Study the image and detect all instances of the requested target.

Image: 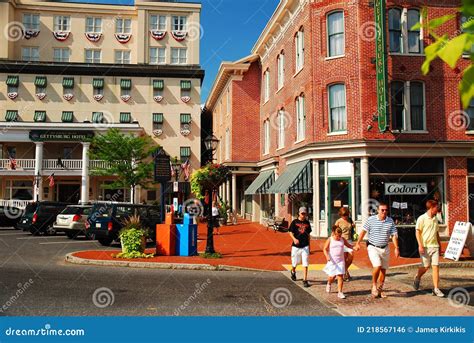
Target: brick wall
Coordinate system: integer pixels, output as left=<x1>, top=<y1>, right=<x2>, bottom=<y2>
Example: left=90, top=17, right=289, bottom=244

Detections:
left=445, top=157, right=468, bottom=232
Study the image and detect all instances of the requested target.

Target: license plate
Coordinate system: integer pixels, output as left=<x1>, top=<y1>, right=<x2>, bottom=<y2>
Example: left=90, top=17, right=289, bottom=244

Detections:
left=96, top=223, right=101, bottom=228
left=23, top=220, right=27, bottom=223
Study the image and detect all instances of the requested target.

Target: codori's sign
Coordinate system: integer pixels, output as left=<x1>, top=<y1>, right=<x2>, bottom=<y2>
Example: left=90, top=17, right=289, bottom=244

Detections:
left=29, top=130, right=94, bottom=142
left=384, top=183, right=428, bottom=195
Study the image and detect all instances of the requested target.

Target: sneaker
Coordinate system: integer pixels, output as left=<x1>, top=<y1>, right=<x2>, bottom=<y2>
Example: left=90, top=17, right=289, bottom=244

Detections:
left=290, top=270, right=296, bottom=281
left=413, top=276, right=420, bottom=291
left=371, top=285, right=380, bottom=298
left=326, top=283, right=331, bottom=293
left=303, top=280, right=310, bottom=288
left=337, top=292, right=346, bottom=299
left=432, top=288, right=445, bottom=297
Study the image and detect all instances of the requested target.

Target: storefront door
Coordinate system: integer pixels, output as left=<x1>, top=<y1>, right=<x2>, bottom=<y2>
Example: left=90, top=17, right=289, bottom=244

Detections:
left=328, top=177, right=352, bottom=235
left=57, top=184, right=80, bottom=203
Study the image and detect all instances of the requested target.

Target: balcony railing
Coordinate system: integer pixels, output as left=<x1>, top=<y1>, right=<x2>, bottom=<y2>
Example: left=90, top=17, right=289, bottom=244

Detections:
left=0, top=159, right=111, bottom=171
left=0, top=199, right=33, bottom=209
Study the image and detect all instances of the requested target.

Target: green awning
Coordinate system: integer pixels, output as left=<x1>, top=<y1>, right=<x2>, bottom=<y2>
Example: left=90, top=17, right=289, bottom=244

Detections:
left=120, top=79, right=131, bottom=90
left=34, top=111, right=46, bottom=122
left=62, top=77, right=74, bottom=88
left=267, top=161, right=312, bottom=194
left=93, top=78, right=104, bottom=88
left=153, top=79, right=164, bottom=90
left=180, top=113, right=191, bottom=124
left=62, top=111, right=73, bottom=122
left=92, top=112, right=103, bottom=123
left=244, top=170, right=275, bottom=195
left=6, top=75, right=19, bottom=87
left=153, top=113, right=163, bottom=123
left=180, top=147, right=191, bottom=158
left=120, top=112, right=131, bottom=123
left=180, top=80, right=191, bottom=90
left=5, top=110, right=18, bottom=122
left=34, top=76, right=47, bottom=87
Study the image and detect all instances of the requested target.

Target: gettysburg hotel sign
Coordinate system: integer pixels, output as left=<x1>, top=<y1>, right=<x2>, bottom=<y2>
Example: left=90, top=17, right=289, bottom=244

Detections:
left=384, top=183, right=428, bottom=195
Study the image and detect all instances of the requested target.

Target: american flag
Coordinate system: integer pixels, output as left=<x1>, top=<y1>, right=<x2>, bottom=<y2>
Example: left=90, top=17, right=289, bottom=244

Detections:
left=8, top=154, right=16, bottom=170
left=181, top=159, right=191, bottom=181
left=170, top=161, right=175, bottom=178
left=47, top=173, right=55, bottom=188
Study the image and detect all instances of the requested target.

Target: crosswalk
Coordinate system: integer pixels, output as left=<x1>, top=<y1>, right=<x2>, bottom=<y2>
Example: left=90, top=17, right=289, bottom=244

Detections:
left=282, top=264, right=359, bottom=271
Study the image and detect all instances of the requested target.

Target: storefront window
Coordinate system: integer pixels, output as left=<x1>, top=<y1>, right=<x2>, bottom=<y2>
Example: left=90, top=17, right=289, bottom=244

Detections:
left=261, top=194, right=275, bottom=219
left=6, top=180, right=33, bottom=200
left=319, top=161, right=325, bottom=219
left=291, top=193, right=313, bottom=223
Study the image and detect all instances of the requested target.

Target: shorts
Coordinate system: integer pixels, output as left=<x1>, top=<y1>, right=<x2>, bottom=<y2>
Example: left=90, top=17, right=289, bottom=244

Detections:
left=420, top=247, right=440, bottom=267
left=344, top=240, right=353, bottom=254
left=367, top=244, right=390, bottom=269
left=291, top=246, right=310, bottom=267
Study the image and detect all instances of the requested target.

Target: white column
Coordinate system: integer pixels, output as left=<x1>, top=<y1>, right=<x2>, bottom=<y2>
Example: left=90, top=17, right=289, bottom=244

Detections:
left=81, top=142, right=90, bottom=204
left=231, top=173, right=237, bottom=213
left=361, top=156, right=370, bottom=226
left=226, top=178, right=231, bottom=205
left=34, top=142, right=43, bottom=201
left=313, top=160, right=319, bottom=237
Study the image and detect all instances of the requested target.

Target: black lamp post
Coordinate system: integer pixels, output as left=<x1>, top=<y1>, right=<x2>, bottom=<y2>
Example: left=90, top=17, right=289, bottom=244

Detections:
left=34, top=172, right=41, bottom=202
left=204, top=134, right=219, bottom=254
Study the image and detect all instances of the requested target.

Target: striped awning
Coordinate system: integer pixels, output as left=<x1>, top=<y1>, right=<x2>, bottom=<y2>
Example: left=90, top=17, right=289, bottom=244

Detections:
left=244, top=170, right=275, bottom=195
left=120, top=112, right=131, bottom=123
left=6, top=75, right=19, bottom=87
left=180, top=147, right=191, bottom=158
left=34, top=111, right=46, bottom=122
left=5, top=110, right=18, bottom=122
left=120, top=79, right=132, bottom=90
left=92, top=112, right=103, bottom=123
left=180, top=113, right=191, bottom=124
left=93, top=78, right=104, bottom=88
left=153, top=113, right=163, bottom=123
left=180, top=80, right=191, bottom=90
left=62, top=111, right=73, bottom=122
left=267, top=161, right=312, bottom=194
left=62, top=77, right=74, bottom=88
left=34, top=76, right=47, bottom=87
left=153, top=79, right=164, bottom=90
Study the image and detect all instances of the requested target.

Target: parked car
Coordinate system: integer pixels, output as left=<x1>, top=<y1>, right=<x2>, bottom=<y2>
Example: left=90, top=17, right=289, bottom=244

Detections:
left=0, top=206, right=23, bottom=228
left=53, top=205, right=93, bottom=239
left=86, top=203, right=161, bottom=246
left=17, top=202, right=72, bottom=235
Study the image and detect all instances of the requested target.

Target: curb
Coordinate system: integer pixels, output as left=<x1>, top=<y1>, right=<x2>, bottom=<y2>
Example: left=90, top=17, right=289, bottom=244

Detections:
left=389, top=261, right=474, bottom=271
left=65, top=253, right=271, bottom=272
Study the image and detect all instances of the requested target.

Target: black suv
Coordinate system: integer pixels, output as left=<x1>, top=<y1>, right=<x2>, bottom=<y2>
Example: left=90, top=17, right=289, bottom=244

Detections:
left=86, top=203, right=161, bottom=246
left=17, top=202, right=72, bottom=235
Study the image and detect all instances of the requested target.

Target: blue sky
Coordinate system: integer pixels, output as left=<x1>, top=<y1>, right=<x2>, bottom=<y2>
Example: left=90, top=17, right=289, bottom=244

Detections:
left=57, top=0, right=278, bottom=101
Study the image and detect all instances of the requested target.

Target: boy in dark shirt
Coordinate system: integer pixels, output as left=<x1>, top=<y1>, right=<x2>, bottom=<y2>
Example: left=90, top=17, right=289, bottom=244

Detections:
left=289, top=207, right=312, bottom=287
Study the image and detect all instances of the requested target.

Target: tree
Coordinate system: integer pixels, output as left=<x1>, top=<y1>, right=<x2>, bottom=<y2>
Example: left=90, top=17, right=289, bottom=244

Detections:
left=417, top=1, right=474, bottom=108
left=89, top=129, right=159, bottom=204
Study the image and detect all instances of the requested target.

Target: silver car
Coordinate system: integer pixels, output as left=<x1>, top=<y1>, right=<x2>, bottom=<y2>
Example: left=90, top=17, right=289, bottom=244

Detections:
left=53, top=205, right=92, bottom=239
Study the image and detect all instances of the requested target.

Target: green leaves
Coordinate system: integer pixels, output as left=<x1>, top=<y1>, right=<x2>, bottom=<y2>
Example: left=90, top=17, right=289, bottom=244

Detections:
left=422, top=35, right=449, bottom=75
left=460, top=64, right=474, bottom=108
left=438, top=33, right=470, bottom=68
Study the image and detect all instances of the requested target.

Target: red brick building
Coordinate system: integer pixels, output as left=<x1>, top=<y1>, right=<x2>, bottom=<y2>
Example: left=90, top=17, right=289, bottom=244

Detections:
left=208, top=0, right=473, bottom=237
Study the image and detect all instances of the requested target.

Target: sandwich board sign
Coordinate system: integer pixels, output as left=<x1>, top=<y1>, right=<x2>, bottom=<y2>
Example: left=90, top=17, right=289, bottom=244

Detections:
left=444, top=221, right=471, bottom=261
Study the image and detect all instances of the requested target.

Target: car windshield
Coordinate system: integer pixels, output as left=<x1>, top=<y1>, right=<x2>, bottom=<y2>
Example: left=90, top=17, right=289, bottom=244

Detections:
left=38, top=205, right=63, bottom=214
left=61, top=207, right=90, bottom=215
left=90, top=204, right=113, bottom=218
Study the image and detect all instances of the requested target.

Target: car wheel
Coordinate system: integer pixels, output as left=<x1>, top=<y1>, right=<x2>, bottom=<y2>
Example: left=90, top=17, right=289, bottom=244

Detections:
left=98, top=237, right=113, bottom=246
left=45, top=226, right=56, bottom=236
left=65, top=231, right=78, bottom=239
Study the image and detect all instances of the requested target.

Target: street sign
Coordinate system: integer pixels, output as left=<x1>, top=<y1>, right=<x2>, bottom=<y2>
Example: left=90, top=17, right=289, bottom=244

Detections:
left=375, top=0, right=388, bottom=132
left=154, top=148, right=171, bottom=183
left=444, top=221, right=471, bottom=261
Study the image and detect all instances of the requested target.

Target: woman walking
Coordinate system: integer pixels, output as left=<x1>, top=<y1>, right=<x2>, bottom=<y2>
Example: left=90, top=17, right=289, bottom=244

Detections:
left=334, top=207, right=355, bottom=281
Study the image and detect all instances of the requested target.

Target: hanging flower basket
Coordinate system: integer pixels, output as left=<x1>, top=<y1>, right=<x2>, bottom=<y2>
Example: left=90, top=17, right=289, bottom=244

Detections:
left=121, top=95, right=131, bottom=102
left=53, top=31, right=70, bottom=41
left=153, top=95, right=163, bottom=103
left=63, top=93, right=74, bottom=101
left=171, top=31, right=187, bottom=42
left=115, top=33, right=131, bottom=44
left=7, top=92, right=18, bottom=100
left=23, top=29, right=40, bottom=39
left=85, top=32, right=102, bottom=42
left=36, top=92, right=46, bottom=100
left=181, top=96, right=191, bottom=103
left=150, top=30, right=166, bottom=40
left=190, top=164, right=230, bottom=199
left=93, top=94, right=104, bottom=101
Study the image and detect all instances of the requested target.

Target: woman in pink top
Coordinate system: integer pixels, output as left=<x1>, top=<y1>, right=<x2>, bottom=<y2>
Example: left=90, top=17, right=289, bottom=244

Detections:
left=323, top=226, right=353, bottom=299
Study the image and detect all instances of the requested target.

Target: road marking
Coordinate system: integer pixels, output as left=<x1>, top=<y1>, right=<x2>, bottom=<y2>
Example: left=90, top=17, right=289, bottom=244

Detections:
left=0, top=232, right=27, bottom=236
left=282, top=264, right=360, bottom=271
left=39, top=241, right=98, bottom=245
left=17, top=236, right=67, bottom=240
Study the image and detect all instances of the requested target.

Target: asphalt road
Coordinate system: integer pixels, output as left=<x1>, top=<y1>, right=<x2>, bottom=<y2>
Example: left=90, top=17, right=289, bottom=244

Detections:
left=0, top=227, right=339, bottom=316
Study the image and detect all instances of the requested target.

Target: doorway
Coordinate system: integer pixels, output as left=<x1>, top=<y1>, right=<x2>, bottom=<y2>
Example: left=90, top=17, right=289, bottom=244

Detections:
left=57, top=184, right=80, bottom=203
left=328, top=177, right=352, bottom=235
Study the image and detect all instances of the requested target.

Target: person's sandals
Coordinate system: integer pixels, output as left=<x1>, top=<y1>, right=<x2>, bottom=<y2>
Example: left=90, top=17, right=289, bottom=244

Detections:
left=343, top=271, right=351, bottom=282
left=290, top=270, right=296, bottom=281
left=413, top=276, right=420, bottom=291
left=326, top=283, right=331, bottom=293
left=371, top=285, right=380, bottom=298
left=432, top=288, right=445, bottom=297
left=378, top=284, right=387, bottom=298
left=303, top=280, right=310, bottom=288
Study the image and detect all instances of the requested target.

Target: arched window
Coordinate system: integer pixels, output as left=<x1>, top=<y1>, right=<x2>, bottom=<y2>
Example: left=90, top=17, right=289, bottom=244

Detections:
left=328, top=84, right=347, bottom=132
left=278, top=109, right=285, bottom=148
left=277, top=51, right=285, bottom=89
left=294, top=27, right=304, bottom=72
left=327, top=11, right=344, bottom=57
left=263, top=69, right=270, bottom=102
left=295, top=94, right=306, bottom=140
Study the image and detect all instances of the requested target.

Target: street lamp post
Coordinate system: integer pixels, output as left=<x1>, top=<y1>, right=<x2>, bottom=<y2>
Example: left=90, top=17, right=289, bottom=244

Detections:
left=171, top=157, right=182, bottom=214
left=204, top=134, right=219, bottom=254
left=34, top=172, right=41, bottom=202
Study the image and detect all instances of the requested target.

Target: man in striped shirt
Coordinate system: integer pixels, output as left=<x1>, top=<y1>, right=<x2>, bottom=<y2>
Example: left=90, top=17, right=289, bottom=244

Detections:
left=354, top=202, right=399, bottom=298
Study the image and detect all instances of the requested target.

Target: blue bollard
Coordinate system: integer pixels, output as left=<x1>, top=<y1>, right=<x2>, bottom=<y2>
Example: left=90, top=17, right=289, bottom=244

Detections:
left=176, top=213, right=198, bottom=256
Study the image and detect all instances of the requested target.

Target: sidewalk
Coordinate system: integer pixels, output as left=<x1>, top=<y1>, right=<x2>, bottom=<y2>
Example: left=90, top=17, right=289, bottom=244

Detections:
left=69, top=220, right=472, bottom=271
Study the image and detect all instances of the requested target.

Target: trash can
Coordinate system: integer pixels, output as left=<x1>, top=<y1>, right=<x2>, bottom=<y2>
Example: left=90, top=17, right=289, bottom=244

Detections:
left=398, top=226, right=419, bottom=258
left=156, top=211, right=176, bottom=256
left=176, top=214, right=198, bottom=256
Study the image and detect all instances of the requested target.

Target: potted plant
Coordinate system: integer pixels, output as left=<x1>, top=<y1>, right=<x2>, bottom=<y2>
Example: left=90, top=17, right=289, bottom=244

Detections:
left=114, top=215, right=153, bottom=259
left=218, top=200, right=229, bottom=226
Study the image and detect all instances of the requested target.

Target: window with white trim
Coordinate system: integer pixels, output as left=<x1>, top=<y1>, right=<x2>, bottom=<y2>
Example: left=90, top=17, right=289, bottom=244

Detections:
left=388, top=8, right=422, bottom=54
left=21, top=47, right=39, bottom=61
left=295, top=28, right=305, bottom=72
left=263, top=69, right=270, bottom=102
left=115, top=50, right=131, bottom=64
left=172, top=16, right=187, bottom=31
left=85, top=49, right=101, bottom=63
left=150, top=47, right=166, bottom=64
left=171, top=48, right=187, bottom=64
left=86, top=17, right=102, bottom=33
left=116, top=18, right=131, bottom=34
left=277, top=52, right=285, bottom=89
left=278, top=109, right=285, bottom=148
left=328, top=84, right=347, bottom=132
left=23, top=14, right=40, bottom=30
left=390, top=80, right=425, bottom=131
left=263, top=120, right=270, bottom=154
left=327, top=11, right=345, bottom=57
left=53, top=48, right=70, bottom=62
left=296, top=95, right=306, bottom=140
left=150, top=15, right=167, bottom=31
left=54, top=16, right=70, bottom=31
